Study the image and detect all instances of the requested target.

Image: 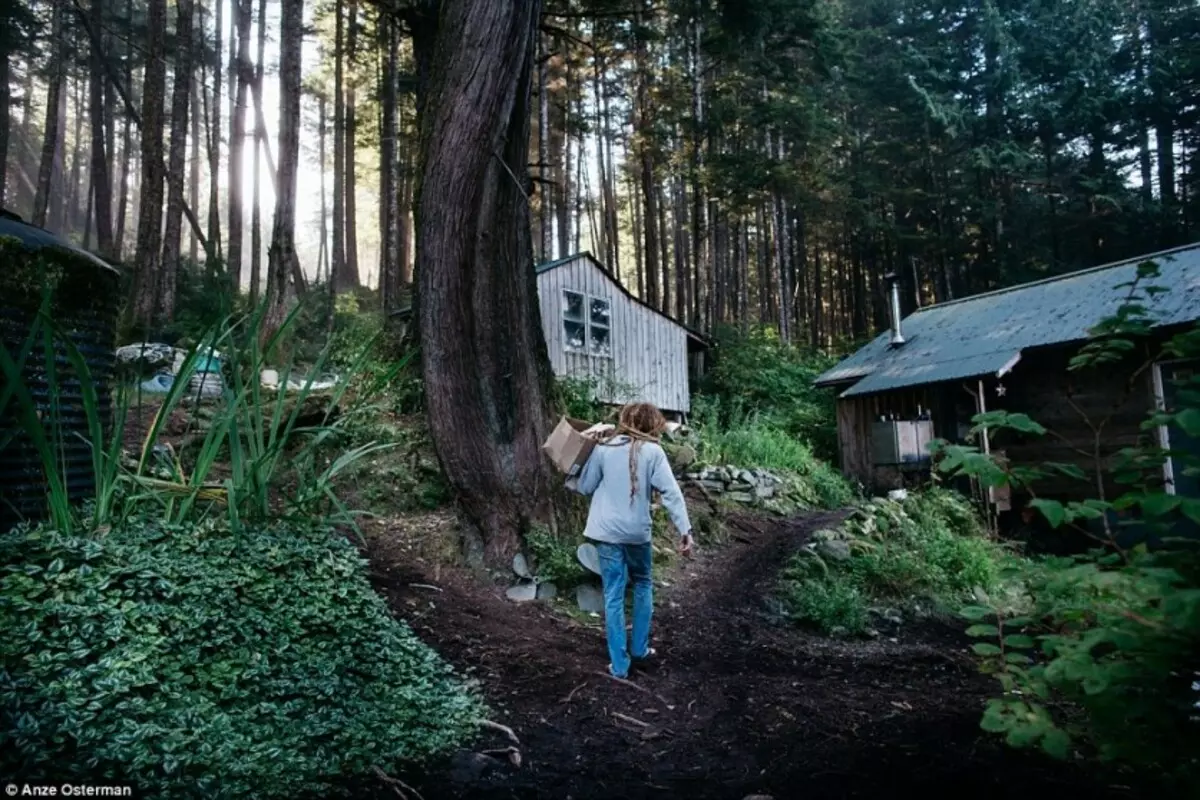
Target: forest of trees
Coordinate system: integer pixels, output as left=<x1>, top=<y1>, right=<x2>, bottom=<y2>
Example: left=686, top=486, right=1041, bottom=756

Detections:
left=1, top=0, right=1199, bottom=346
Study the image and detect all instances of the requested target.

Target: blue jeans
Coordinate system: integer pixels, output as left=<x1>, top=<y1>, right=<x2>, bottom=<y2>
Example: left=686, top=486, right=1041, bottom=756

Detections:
left=595, top=541, right=653, bottom=678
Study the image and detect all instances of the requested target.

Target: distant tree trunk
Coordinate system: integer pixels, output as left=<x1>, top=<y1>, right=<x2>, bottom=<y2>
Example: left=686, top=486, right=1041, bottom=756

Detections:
left=88, top=0, right=114, bottom=258
left=318, top=94, right=328, bottom=283
left=227, top=0, right=251, bottom=294
left=591, top=45, right=608, bottom=265
left=398, top=113, right=413, bottom=285
left=249, top=0, right=267, bottom=305
left=131, top=0, right=168, bottom=328
left=673, top=172, right=687, bottom=322
left=264, top=0, right=304, bottom=341
left=33, top=0, right=66, bottom=228
left=554, top=31, right=571, bottom=259
left=0, top=33, right=11, bottom=208
left=343, top=0, right=361, bottom=288
left=379, top=13, right=400, bottom=311
left=331, top=0, right=346, bottom=290
left=189, top=68, right=200, bottom=264
left=114, top=58, right=134, bottom=258
left=537, top=30, right=551, bottom=262
left=160, top=0, right=194, bottom=322
left=413, top=0, right=557, bottom=565
left=689, top=11, right=705, bottom=327
left=66, top=78, right=85, bottom=234
left=207, top=0, right=224, bottom=260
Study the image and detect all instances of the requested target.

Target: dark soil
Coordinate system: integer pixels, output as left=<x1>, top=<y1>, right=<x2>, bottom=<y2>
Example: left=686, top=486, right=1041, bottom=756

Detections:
left=360, top=509, right=1156, bottom=800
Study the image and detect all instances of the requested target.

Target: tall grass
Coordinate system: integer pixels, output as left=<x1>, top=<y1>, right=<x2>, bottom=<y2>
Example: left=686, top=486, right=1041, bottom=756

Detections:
left=1, top=297, right=401, bottom=534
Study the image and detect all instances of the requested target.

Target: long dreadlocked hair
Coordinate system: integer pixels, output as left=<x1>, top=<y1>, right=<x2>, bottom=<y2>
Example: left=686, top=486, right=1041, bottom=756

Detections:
left=608, top=402, right=667, bottom=505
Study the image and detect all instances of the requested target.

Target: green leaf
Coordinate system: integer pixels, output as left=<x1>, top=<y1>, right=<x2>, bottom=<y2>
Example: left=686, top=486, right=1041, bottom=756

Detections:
left=972, top=643, right=1003, bottom=656
left=1002, top=634, right=1036, bottom=649
left=966, top=624, right=1000, bottom=638
left=1175, top=408, right=1200, bottom=437
left=1004, top=652, right=1032, bottom=665
left=1029, top=498, right=1067, bottom=528
left=959, top=605, right=992, bottom=622
left=1141, top=493, right=1180, bottom=518
left=1040, top=727, right=1071, bottom=760
left=1180, top=498, right=1200, bottom=526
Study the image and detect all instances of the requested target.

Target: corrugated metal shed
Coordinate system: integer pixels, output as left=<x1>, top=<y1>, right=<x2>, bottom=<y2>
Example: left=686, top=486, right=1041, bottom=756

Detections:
left=815, top=243, right=1200, bottom=398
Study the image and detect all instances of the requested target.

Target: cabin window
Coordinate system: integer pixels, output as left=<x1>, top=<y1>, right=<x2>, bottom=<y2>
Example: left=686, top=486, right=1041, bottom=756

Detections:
left=562, top=289, right=612, bottom=357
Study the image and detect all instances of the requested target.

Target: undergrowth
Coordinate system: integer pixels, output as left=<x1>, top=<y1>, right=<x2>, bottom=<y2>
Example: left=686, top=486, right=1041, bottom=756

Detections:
left=0, top=517, right=483, bottom=797
left=780, top=488, right=1010, bottom=635
left=691, top=399, right=854, bottom=510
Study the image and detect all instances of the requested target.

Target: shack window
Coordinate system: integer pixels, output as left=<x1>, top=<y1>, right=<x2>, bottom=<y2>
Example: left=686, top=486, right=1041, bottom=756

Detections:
left=562, top=289, right=612, bottom=357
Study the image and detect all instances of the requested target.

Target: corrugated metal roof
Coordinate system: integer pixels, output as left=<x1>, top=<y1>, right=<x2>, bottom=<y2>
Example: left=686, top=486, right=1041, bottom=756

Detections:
left=815, top=243, right=1200, bottom=398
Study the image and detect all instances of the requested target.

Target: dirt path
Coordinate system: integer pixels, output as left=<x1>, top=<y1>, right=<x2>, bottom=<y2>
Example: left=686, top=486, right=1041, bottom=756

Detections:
left=360, top=510, right=1145, bottom=800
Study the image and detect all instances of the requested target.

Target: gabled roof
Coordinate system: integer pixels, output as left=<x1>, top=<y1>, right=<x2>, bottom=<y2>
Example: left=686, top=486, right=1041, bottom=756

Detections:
left=537, top=252, right=711, bottom=349
left=814, top=242, right=1200, bottom=399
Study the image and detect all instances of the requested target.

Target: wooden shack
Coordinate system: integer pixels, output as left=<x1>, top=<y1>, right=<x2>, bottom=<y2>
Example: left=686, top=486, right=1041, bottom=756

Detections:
left=814, top=244, right=1200, bottom=522
left=535, top=253, right=709, bottom=415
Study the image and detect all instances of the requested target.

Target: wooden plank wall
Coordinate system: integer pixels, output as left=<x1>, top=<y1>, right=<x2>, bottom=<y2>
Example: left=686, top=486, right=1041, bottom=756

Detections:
left=835, top=385, right=962, bottom=489
left=992, top=347, right=1159, bottom=503
left=536, top=256, right=691, bottom=412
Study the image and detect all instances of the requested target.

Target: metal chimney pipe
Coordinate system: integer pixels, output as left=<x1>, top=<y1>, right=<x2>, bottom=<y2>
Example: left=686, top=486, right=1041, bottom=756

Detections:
left=884, top=272, right=905, bottom=346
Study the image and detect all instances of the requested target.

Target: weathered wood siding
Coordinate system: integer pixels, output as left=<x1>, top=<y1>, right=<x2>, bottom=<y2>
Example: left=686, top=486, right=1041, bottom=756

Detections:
left=991, top=346, right=1160, bottom=504
left=536, top=255, right=691, bottom=412
left=834, top=384, right=962, bottom=490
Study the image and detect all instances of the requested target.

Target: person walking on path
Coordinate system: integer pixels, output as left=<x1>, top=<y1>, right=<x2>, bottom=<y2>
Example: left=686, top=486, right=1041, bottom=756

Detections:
left=573, top=402, right=694, bottom=679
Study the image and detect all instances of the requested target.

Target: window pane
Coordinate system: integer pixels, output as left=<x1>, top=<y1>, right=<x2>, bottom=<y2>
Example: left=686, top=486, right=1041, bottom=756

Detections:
left=590, top=325, right=611, bottom=357
left=590, top=297, right=610, bottom=327
left=563, top=291, right=584, bottom=322
left=564, top=320, right=586, bottom=351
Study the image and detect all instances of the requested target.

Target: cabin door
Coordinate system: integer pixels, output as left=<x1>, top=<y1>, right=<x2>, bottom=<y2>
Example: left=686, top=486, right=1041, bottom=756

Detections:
left=1155, top=359, right=1200, bottom=499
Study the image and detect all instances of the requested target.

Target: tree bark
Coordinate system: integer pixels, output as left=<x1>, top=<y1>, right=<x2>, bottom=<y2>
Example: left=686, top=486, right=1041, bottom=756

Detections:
left=87, top=0, right=114, bottom=258
left=413, top=0, right=557, bottom=564
left=131, top=0, right=168, bottom=329
left=264, top=0, right=304, bottom=341
left=33, top=0, right=66, bottom=229
left=160, top=0, right=195, bottom=322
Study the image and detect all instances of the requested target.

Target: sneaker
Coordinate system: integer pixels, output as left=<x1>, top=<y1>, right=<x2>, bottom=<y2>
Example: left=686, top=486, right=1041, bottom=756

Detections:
left=608, top=663, right=630, bottom=680
left=631, top=648, right=658, bottom=674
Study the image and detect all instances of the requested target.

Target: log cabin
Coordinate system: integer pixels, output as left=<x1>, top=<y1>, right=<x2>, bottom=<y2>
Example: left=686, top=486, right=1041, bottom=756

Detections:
left=813, top=243, right=1200, bottom=536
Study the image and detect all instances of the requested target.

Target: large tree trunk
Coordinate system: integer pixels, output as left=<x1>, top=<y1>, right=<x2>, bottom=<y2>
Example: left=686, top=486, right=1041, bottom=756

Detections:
left=414, top=0, right=557, bottom=564
left=160, top=0, right=195, bottom=322
left=33, top=0, right=66, bottom=228
left=537, top=30, right=551, bottom=261
left=131, top=0, right=168, bottom=329
left=264, top=0, right=303, bottom=341
left=343, top=0, right=361, bottom=290
left=88, top=0, right=114, bottom=258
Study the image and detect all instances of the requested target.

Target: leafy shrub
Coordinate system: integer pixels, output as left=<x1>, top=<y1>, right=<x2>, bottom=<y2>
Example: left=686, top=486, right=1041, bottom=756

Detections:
left=698, top=325, right=840, bottom=460
left=779, top=488, right=1008, bottom=635
left=690, top=404, right=854, bottom=509
left=0, top=517, right=483, bottom=797
left=525, top=526, right=588, bottom=586
left=933, top=260, right=1200, bottom=787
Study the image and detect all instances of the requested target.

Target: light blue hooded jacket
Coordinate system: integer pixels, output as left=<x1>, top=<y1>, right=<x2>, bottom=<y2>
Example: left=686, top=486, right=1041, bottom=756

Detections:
left=572, top=435, right=692, bottom=545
